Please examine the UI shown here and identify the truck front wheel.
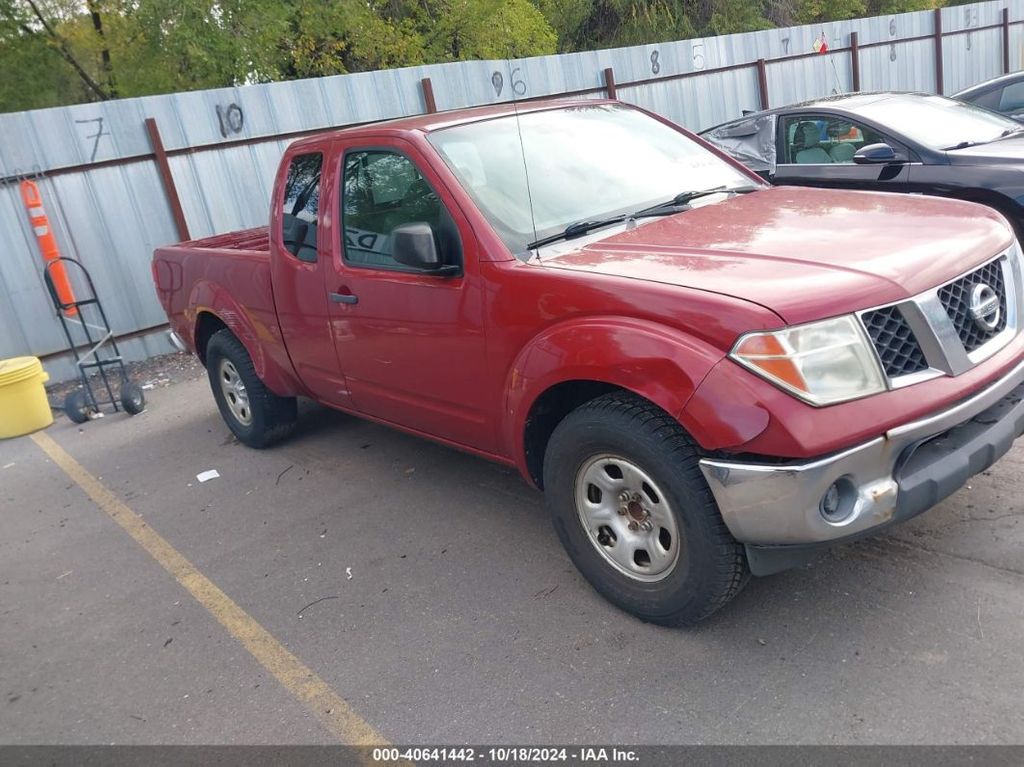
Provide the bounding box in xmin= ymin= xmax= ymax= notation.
xmin=543 ymin=392 xmax=749 ymax=625
xmin=205 ymin=329 xmax=297 ymax=448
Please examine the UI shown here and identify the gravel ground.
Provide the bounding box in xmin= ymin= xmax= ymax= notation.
xmin=45 ymin=352 xmax=205 ymax=411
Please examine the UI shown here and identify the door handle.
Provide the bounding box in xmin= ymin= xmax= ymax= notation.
xmin=329 ymin=291 xmax=358 ymax=305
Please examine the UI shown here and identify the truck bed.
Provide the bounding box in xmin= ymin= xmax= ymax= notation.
xmin=178 ymin=226 xmax=271 ymax=254
xmin=152 ymin=226 xmax=286 ymax=378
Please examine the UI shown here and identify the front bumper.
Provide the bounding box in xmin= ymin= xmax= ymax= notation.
xmin=699 ymin=357 xmax=1024 ymax=571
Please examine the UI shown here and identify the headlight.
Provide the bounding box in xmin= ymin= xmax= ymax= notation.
xmin=731 ymin=315 xmax=886 ymax=406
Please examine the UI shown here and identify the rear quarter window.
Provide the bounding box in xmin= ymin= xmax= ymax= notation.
xmin=281 ymin=153 xmax=323 ymax=262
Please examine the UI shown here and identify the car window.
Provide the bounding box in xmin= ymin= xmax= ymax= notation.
xmin=999 ymin=82 xmax=1024 ymax=114
xmin=780 ymin=115 xmax=886 ymax=164
xmin=281 ymin=153 xmax=322 ymax=263
xmin=342 ymin=150 xmax=459 ymax=270
xmin=964 ymin=87 xmax=1002 ymax=111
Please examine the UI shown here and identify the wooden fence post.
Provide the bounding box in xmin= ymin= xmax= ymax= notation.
xmin=421 ymin=78 xmax=437 ymax=114
xmin=850 ymin=31 xmax=861 ymax=92
xmin=603 ymin=67 xmax=617 ymax=99
xmin=144 ymin=117 xmax=190 ymax=243
xmin=1003 ymin=8 xmax=1011 ymax=75
xmin=756 ymin=59 xmax=769 ymax=110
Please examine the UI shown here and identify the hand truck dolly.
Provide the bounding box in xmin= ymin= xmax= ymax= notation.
xmin=43 ymin=257 xmax=146 ymax=424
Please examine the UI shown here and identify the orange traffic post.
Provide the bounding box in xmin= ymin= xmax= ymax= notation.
xmin=20 ymin=179 xmax=77 ymax=316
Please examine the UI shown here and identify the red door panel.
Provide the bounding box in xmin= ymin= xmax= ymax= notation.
xmin=325 ymin=137 xmax=494 ymax=451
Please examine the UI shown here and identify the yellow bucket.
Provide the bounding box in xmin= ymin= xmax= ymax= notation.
xmin=0 ymin=357 xmax=53 ymax=439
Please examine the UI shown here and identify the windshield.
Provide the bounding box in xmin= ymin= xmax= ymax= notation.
xmin=853 ymin=95 xmax=1021 ymax=150
xmin=427 ymin=104 xmax=755 ymax=256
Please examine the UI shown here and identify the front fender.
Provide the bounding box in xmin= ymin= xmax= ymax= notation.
xmin=502 ymin=317 xmax=727 ymax=472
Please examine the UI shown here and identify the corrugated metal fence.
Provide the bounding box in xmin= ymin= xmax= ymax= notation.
xmin=2 ymin=1 xmax=1022 ymax=380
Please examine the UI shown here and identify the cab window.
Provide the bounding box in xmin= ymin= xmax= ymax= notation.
xmin=281 ymin=153 xmax=322 ymax=263
xmin=342 ymin=150 xmax=461 ymax=271
xmin=780 ymin=116 xmax=887 ymax=164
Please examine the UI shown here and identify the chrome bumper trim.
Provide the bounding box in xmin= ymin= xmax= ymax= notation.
xmin=699 ymin=357 xmax=1024 ymax=545
xmin=167 ymin=330 xmax=187 ymax=353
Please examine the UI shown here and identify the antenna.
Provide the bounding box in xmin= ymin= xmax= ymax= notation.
xmin=504 ymin=26 xmax=541 ymax=262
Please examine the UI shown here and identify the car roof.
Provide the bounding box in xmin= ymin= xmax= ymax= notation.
xmin=954 ymin=71 xmax=1024 ymax=99
xmin=288 ymin=98 xmax=619 ymax=151
xmin=700 ymin=91 xmax=930 ymax=133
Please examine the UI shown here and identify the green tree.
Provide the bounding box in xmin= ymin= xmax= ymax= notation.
xmin=793 ymin=0 xmax=867 ymax=24
xmin=423 ymin=0 xmax=557 ymax=61
xmin=707 ymin=0 xmax=773 ymax=35
xmin=540 ymin=0 xmax=696 ymax=52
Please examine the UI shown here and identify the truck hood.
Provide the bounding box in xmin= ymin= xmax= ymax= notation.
xmin=543 ymin=187 xmax=1014 ymax=325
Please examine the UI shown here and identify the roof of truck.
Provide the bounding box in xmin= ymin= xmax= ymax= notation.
xmin=288 ymin=98 xmax=617 ymax=150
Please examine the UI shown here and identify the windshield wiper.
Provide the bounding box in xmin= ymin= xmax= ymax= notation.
xmin=526 ymin=216 xmax=628 ymax=249
xmin=637 ymin=184 xmax=760 ymax=214
xmin=993 ymin=126 xmax=1024 ymax=141
xmin=526 ymin=185 xmax=760 ymax=250
xmin=943 ymin=139 xmax=995 ymax=150
xmin=946 ymin=127 xmax=1024 ymax=150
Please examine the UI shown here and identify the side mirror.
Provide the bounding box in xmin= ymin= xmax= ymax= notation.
xmin=392 ymin=222 xmax=439 ymax=268
xmin=391 ymin=222 xmax=458 ymax=275
xmin=853 ymin=143 xmax=901 ymax=165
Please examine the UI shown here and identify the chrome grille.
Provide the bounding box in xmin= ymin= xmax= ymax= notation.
xmin=861 ymin=305 xmax=929 ymax=378
xmin=856 ymin=247 xmax=1020 ymax=389
xmin=936 ymin=258 xmax=1007 ymax=353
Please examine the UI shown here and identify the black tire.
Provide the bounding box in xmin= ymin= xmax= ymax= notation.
xmin=205 ymin=329 xmax=297 ymax=448
xmin=64 ymin=389 xmax=91 ymax=424
xmin=543 ymin=392 xmax=749 ymax=626
xmin=120 ymin=382 xmax=146 ymax=415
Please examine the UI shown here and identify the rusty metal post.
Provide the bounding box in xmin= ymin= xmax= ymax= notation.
xmin=603 ymin=67 xmax=617 ymax=99
xmin=934 ymin=8 xmax=944 ymax=95
xmin=144 ymin=117 xmax=190 ymax=243
xmin=756 ymin=59 xmax=769 ymax=110
xmin=421 ymin=78 xmax=437 ymax=114
xmin=850 ymin=31 xmax=861 ymax=92
xmin=1004 ymin=8 xmax=1011 ymax=75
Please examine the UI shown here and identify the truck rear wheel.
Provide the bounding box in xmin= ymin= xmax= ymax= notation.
xmin=206 ymin=329 xmax=297 ymax=448
xmin=543 ymin=392 xmax=749 ymax=625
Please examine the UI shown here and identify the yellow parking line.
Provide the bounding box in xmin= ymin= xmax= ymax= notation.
xmin=30 ymin=430 xmax=388 ymax=748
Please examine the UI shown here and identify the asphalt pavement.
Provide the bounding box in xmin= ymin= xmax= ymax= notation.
xmin=2 ymin=375 xmax=1023 ymax=745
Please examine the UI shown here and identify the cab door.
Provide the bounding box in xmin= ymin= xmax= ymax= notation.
xmin=324 ymin=137 xmax=493 ymax=452
xmin=270 ymin=146 xmax=352 ymax=406
xmin=772 ymin=113 xmax=915 ymax=193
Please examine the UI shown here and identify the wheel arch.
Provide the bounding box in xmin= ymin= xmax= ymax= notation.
xmin=506 ymin=317 xmax=727 ymax=488
xmin=193 ymin=311 xmax=228 ymax=366
xmin=190 ymin=305 xmax=303 ymax=397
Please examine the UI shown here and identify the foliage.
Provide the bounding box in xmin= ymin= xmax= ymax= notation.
xmin=707 ymin=0 xmax=774 ymax=35
xmin=0 ymin=0 xmax=961 ymax=113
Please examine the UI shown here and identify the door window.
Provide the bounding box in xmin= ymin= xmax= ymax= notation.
xmin=342 ymin=150 xmax=460 ymax=271
xmin=780 ymin=116 xmax=887 ymax=165
xmin=966 ymin=87 xmax=1001 ymax=111
xmin=998 ymin=82 xmax=1024 ymax=114
xmin=281 ymin=153 xmax=322 ymax=263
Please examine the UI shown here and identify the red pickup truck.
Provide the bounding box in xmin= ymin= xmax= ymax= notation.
xmin=153 ymin=100 xmax=1024 ymax=625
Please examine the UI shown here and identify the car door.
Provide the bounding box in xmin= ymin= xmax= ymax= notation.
xmin=269 ymin=148 xmax=353 ymax=407
xmin=325 ymin=138 xmax=494 ymax=452
xmin=771 ymin=113 xmax=915 ymax=192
